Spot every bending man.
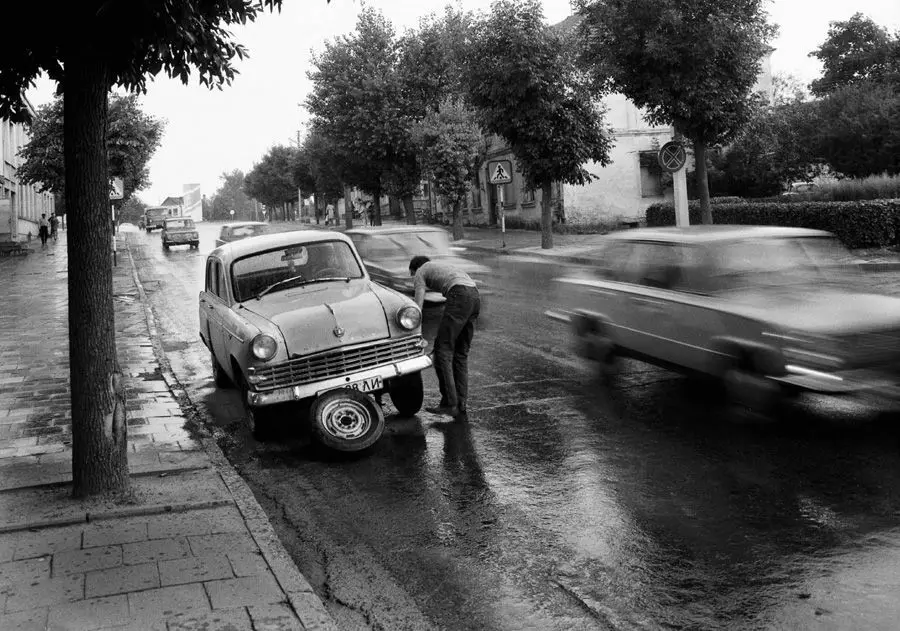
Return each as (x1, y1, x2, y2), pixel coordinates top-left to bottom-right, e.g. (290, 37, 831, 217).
(409, 255, 481, 420)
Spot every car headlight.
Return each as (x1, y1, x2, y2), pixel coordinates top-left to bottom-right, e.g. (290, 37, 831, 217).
(251, 334, 278, 361)
(397, 305, 421, 330)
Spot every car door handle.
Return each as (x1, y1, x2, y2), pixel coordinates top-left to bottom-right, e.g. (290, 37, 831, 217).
(206, 304, 215, 309)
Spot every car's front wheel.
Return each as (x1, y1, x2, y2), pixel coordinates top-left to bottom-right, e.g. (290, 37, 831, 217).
(721, 355, 783, 423)
(389, 372, 424, 417)
(310, 389, 384, 452)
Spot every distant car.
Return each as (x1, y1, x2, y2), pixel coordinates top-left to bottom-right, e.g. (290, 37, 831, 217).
(546, 225, 900, 421)
(199, 230, 432, 451)
(215, 221, 269, 248)
(161, 217, 199, 250)
(144, 206, 173, 232)
(346, 226, 491, 304)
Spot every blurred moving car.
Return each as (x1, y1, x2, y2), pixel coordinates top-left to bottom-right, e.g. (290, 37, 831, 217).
(215, 221, 269, 248)
(199, 230, 431, 451)
(346, 226, 491, 304)
(161, 217, 199, 250)
(546, 226, 900, 419)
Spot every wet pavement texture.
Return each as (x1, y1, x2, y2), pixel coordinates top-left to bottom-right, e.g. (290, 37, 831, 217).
(128, 221, 900, 630)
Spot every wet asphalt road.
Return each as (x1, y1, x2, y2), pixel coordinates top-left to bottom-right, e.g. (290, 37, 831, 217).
(126, 222, 900, 631)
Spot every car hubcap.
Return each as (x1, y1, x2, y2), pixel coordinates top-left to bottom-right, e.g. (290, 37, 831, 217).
(321, 398, 371, 440)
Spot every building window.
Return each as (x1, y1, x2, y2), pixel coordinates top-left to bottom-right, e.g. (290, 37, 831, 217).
(472, 170, 482, 209)
(639, 151, 663, 198)
(522, 187, 535, 204)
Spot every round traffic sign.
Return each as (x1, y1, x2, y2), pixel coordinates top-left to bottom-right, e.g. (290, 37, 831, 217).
(658, 141, 687, 173)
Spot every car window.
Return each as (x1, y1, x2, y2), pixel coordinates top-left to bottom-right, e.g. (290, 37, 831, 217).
(216, 262, 228, 300)
(165, 218, 194, 229)
(219, 227, 230, 239)
(231, 225, 266, 238)
(594, 241, 634, 281)
(230, 240, 364, 302)
(617, 241, 683, 289)
(205, 259, 219, 295)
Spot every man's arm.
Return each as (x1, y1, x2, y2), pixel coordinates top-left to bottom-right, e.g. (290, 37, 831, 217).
(413, 271, 426, 310)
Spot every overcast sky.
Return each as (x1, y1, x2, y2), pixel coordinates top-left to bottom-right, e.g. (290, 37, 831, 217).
(24, 0, 900, 207)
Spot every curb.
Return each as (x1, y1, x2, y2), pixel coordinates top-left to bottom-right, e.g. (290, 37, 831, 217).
(124, 237, 338, 631)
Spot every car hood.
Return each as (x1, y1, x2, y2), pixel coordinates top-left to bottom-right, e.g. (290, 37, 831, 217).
(724, 286, 900, 333)
(239, 281, 390, 356)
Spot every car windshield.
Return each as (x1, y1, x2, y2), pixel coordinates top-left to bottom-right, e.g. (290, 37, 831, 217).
(231, 225, 266, 238)
(706, 236, 858, 291)
(362, 231, 450, 258)
(165, 219, 194, 229)
(231, 240, 364, 301)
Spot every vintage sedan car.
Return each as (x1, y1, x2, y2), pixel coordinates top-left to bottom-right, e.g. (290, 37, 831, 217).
(215, 221, 269, 248)
(546, 226, 900, 420)
(161, 217, 199, 250)
(346, 226, 491, 304)
(199, 230, 432, 451)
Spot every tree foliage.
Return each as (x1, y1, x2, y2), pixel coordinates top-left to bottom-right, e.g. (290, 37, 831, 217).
(17, 94, 163, 203)
(244, 145, 301, 218)
(467, 0, 612, 248)
(412, 99, 486, 239)
(206, 170, 255, 221)
(809, 13, 900, 96)
(576, 0, 776, 223)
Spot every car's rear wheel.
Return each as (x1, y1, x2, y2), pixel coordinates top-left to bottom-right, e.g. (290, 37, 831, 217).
(311, 389, 384, 452)
(389, 372, 424, 417)
(211, 351, 232, 388)
(238, 372, 276, 440)
(575, 318, 619, 383)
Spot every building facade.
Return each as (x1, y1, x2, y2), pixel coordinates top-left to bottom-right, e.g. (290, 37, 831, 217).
(1, 100, 56, 242)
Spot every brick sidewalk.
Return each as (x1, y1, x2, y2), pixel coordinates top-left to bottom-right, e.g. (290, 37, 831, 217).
(0, 232, 335, 630)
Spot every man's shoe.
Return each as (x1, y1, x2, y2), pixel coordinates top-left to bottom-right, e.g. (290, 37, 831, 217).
(425, 405, 458, 417)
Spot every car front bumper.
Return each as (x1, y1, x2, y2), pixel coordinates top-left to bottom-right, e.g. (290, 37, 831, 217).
(164, 234, 198, 244)
(775, 367, 900, 413)
(246, 353, 433, 407)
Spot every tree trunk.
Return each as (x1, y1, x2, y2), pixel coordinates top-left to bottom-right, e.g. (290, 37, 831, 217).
(343, 185, 353, 229)
(373, 189, 383, 226)
(313, 193, 320, 224)
(403, 195, 416, 225)
(694, 139, 712, 225)
(64, 54, 129, 498)
(540, 183, 553, 249)
(452, 200, 464, 241)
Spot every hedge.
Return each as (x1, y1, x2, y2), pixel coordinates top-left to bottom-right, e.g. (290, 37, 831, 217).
(645, 199, 900, 250)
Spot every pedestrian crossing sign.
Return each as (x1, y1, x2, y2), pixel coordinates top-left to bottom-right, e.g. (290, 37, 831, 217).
(109, 178, 124, 200)
(488, 160, 512, 185)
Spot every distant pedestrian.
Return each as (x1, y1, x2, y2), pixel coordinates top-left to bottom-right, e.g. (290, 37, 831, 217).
(50, 215, 59, 241)
(38, 214, 50, 247)
(366, 202, 375, 227)
(410, 255, 480, 420)
(325, 203, 335, 226)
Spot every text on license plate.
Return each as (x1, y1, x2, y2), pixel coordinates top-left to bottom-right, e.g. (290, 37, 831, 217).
(344, 376, 383, 393)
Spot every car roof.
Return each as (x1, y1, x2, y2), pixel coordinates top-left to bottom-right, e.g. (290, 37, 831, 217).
(345, 226, 448, 236)
(211, 229, 352, 260)
(222, 221, 267, 228)
(605, 225, 833, 244)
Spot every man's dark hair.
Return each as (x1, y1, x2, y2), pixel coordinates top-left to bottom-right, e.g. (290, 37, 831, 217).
(409, 255, 430, 273)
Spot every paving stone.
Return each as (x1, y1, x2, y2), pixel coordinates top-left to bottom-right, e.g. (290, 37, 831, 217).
(227, 552, 269, 578)
(0, 607, 49, 631)
(55, 545, 122, 575)
(12, 525, 83, 560)
(122, 537, 189, 565)
(159, 554, 233, 587)
(4, 573, 84, 612)
(0, 556, 51, 589)
(204, 573, 284, 609)
(47, 594, 130, 630)
(85, 561, 160, 598)
(83, 519, 149, 548)
(127, 583, 210, 619)
(166, 607, 252, 631)
(248, 603, 304, 631)
(188, 532, 257, 558)
(147, 506, 246, 540)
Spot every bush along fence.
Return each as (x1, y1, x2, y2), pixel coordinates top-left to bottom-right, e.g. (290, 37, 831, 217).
(645, 199, 900, 250)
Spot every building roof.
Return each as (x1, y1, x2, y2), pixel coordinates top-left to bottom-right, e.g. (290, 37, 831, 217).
(160, 196, 183, 207)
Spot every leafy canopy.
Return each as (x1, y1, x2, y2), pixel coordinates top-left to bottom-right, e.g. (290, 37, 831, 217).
(576, 0, 777, 146)
(244, 145, 302, 210)
(467, 0, 612, 188)
(207, 170, 256, 220)
(17, 94, 164, 201)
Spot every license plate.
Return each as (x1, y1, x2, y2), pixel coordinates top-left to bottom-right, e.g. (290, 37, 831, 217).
(342, 375, 383, 393)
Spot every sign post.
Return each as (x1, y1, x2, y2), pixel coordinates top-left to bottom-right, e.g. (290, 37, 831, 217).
(658, 140, 689, 227)
(109, 178, 124, 266)
(488, 160, 513, 249)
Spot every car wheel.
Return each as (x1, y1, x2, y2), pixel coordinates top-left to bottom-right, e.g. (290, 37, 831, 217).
(576, 321, 619, 383)
(721, 355, 782, 423)
(211, 351, 232, 388)
(389, 372, 424, 417)
(310, 389, 384, 452)
(238, 373, 276, 440)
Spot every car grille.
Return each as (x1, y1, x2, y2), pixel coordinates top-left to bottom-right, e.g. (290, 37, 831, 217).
(249, 336, 425, 391)
(840, 329, 900, 368)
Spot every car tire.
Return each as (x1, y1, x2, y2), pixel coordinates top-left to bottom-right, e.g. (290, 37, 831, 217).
(310, 389, 384, 452)
(389, 372, 424, 417)
(721, 355, 782, 423)
(575, 318, 619, 383)
(239, 373, 276, 440)
(211, 351, 232, 388)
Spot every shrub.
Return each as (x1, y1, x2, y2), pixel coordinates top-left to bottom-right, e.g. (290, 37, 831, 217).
(645, 199, 900, 249)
